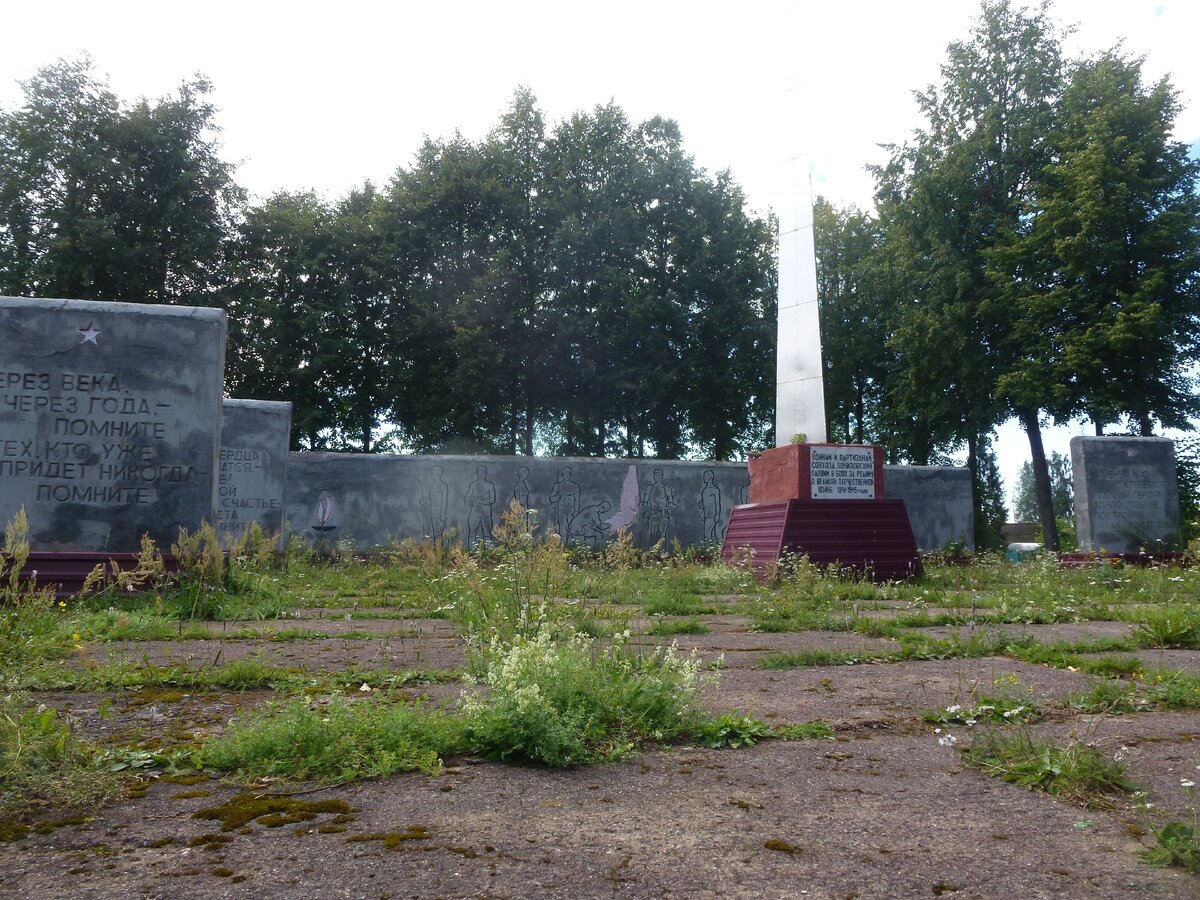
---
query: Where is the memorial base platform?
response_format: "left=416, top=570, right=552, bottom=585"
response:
left=8, top=552, right=181, bottom=598
left=721, top=499, right=923, bottom=582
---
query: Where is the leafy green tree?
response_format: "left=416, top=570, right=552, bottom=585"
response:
left=1012, top=451, right=1073, bottom=523
left=996, top=51, right=1200, bottom=437
left=482, top=88, right=551, bottom=455
left=975, top=437, right=1008, bottom=550
left=1175, top=436, right=1200, bottom=543
left=224, top=191, right=345, bottom=449
left=682, top=171, right=776, bottom=458
left=0, top=57, right=242, bottom=304
left=813, top=197, right=891, bottom=446
left=377, top=91, right=774, bottom=460
left=875, top=0, right=1066, bottom=545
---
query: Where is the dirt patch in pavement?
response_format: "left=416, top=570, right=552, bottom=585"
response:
left=910, top=620, right=1137, bottom=644
left=81, top=636, right=464, bottom=673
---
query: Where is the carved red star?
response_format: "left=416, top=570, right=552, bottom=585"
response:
left=78, top=322, right=101, bottom=344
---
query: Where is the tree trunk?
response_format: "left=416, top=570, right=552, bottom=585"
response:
left=854, top=382, right=865, bottom=445
left=1094, top=420, right=1104, bottom=436
left=1137, top=414, right=1153, bottom=436
left=1019, top=407, right=1059, bottom=551
left=966, top=431, right=980, bottom=544
left=360, top=398, right=372, bottom=453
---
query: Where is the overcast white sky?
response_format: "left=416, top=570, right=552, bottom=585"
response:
left=5, top=0, right=1198, bottom=508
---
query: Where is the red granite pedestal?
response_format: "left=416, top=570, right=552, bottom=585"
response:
left=722, top=444, right=922, bottom=582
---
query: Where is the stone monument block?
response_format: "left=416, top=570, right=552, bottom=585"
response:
left=883, top=465, right=974, bottom=551
left=1071, top=436, right=1180, bottom=553
left=218, top=399, right=293, bottom=544
left=0, top=296, right=226, bottom=551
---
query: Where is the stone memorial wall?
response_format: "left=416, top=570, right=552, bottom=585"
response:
left=282, top=450, right=975, bottom=554
left=0, top=296, right=226, bottom=551
left=218, top=400, right=293, bottom=544
left=284, top=454, right=750, bottom=550
left=1071, top=436, right=1180, bottom=553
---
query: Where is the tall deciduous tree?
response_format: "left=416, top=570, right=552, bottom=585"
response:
left=996, top=51, right=1200, bottom=436
left=0, top=57, right=242, bottom=304
left=876, top=0, right=1066, bottom=546
left=813, top=197, right=890, bottom=446
left=224, top=191, right=345, bottom=449
left=1012, top=452, right=1073, bottom=523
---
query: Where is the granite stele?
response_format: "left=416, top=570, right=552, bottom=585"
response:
left=0, top=296, right=226, bottom=551
left=1071, top=436, right=1181, bottom=554
left=218, top=399, right=293, bottom=545
left=884, top=465, right=974, bottom=552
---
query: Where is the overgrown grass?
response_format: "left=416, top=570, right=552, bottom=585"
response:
left=1, top=510, right=72, bottom=669
left=645, top=617, right=710, bottom=636
left=461, top=619, right=705, bottom=766
left=925, top=695, right=1041, bottom=727
left=761, top=649, right=873, bottom=669
left=8, top=508, right=1200, bottom=813
left=1133, top=607, right=1200, bottom=649
left=1146, top=671, right=1200, bottom=709
left=1143, top=821, right=1200, bottom=874
left=693, top=712, right=834, bottom=748
left=963, top=731, right=1137, bottom=808
left=14, top=659, right=460, bottom=694
left=69, top=609, right=210, bottom=642
left=202, top=694, right=465, bottom=781
left=1067, top=670, right=1200, bottom=713
left=1, top=690, right=123, bottom=813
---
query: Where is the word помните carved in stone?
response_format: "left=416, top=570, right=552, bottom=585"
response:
left=0, top=296, right=226, bottom=552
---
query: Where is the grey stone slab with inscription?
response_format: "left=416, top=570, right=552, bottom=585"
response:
left=218, top=399, right=292, bottom=545
left=0, top=296, right=226, bottom=552
left=884, top=465, right=974, bottom=552
left=1071, top=436, right=1180, bottom=553
left=284, top=453, right=750, bottom=551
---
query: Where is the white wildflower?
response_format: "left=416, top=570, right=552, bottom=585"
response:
left=1182, top=779, right=1195, bottom=789
left=938, top=734, right=957, bottom=747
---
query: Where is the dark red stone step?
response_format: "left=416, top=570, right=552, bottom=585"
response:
left=4, top=551, right=181, bottom=598
left=721, top=499, right=922, bottom=582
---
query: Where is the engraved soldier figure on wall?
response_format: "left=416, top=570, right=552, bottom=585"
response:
left=699, top=468, right=722, bottom=543
left=465, top=465, right=497, bottom=548
left=549, top=465, right=581, bottom=538
left=513, top=465, right=532, bottom=509
left=640, top=468, right=676, bottom=543
left=420, top=465, right=449, bottom=542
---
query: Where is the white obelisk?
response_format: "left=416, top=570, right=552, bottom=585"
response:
left=774, top=154, right=827, bottom=447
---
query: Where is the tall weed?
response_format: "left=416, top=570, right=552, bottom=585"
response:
left=461, top=619, right=705, bottom=766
